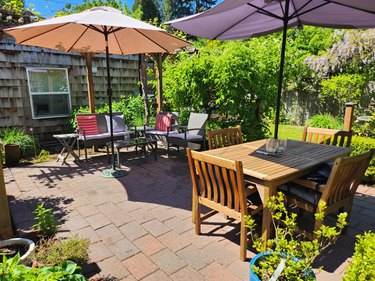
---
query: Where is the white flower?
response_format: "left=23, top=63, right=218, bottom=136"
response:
left=6, top=15, right=13, bottom=22
left=18, top=17, right=24, bottom=24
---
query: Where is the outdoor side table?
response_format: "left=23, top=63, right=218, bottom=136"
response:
left=106, top=137, right=157, bottom=168
left=53, top=133, right=79, bottom=165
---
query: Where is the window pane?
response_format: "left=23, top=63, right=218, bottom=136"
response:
left=28, top=69, right=68, bottom=93
left=32, top=94, right=70, bottom=118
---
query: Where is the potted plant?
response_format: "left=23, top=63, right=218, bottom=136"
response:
left=246, top=192, right=347, bottom=281
left=0, top=238, right=35, bottom=265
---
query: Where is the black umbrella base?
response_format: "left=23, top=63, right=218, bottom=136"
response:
left=101, top=168, right=128, bottom=178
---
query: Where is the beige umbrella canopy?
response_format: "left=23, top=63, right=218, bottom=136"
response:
left=4, top=6, right=190, bottom=178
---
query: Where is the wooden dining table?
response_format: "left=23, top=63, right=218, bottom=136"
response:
left=200, top=139, right=352, bottom=243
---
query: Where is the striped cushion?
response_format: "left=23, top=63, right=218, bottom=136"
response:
left=155, top=114, right=172, bottom=132
left=76, top=115, right=99, bottom=135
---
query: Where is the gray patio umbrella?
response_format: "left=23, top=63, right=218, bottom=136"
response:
left=4, top=6, right=190, bottom=178
left=166, top=0, right=375, bottom=139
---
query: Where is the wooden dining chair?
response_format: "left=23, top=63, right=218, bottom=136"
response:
left=302, top=126, right=352, bottom=148
left=282, top=150, right=374, bottom=236
left=207, top=126, right=242, bottom=150
left=187, top=148, right=262, bottom=261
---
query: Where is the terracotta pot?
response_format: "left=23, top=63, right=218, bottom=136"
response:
left=5, top=144, right=20, bottom=167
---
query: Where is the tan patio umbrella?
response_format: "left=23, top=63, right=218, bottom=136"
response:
left=4, top=6, right=190, bottom=178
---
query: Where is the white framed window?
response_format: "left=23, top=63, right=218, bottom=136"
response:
left=26, top=68, right=72, bottom=119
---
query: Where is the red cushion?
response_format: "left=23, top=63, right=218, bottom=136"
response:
left=155, top=114, right=172, bottom=132
left=76, top=115, right=99, bottom=135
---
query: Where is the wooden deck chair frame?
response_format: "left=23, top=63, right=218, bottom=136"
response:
left=302, top=126, right=352, bottom=148
left=207, top=126, right=243, bottom=150
left=286, top=150, right=374, bottom=237
left=187, top=148, right=261, bottom=261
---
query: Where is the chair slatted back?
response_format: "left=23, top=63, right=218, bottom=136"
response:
left=321, top=150, right=374, bottom=206
left=187, top=148, right=247, bottom=218
left=208, top=126, right=243, bottom=150
left=302, top=126, right=352, bottom=147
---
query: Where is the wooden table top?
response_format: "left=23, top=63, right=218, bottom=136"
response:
left=201, top=139, right=352, bottom=183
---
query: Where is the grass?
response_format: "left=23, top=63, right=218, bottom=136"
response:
left=267, top=124, right=304, bottom=140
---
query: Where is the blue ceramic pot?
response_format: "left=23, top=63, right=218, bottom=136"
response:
left=249, top=252, right=316, bottom=281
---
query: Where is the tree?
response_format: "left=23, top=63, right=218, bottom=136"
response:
left=132, top=0, right=160, bottom=22
left=58, top=0, right=131, bottom=16
left=161, top=0, right=216, bottom=22
left=193, top=0, right=216, bottom=13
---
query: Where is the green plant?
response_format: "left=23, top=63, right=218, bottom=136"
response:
left=32, top=203, right=59, bottom=238
left=0, top=254, right=86, bottom=280
left=353, top=111, right=375, bottom=138
left=34, top=149, right=50, bottom=163
left=350, top=136, right=375, bottom=182
left=245, top=192, right=347, bottom=281
left=306, top=113, right=343, bottom=129
left=0, top=127, right=36, bottom=157
left=33, top=236, right=90, bottom=266
left=343, top=231, right=375, bottom=281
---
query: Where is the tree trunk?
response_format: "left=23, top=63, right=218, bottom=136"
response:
left=139, top=54, right=150, bottom=126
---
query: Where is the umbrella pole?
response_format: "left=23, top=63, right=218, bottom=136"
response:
left=274, top=0, right=290, bottom=140
left=102, top=30, right=127, bottom=178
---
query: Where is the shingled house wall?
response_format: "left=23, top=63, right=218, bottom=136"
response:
left=0, top=36, right=139, bottom=141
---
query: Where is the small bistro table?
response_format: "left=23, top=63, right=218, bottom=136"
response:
left=200, top=139, right=352, bottom=244
left=106, top=137, right=157, bottom=168
left=53, top=133, right=79, bottom=165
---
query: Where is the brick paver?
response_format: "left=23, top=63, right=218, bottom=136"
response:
left=4, top=147, right=375, bottom=280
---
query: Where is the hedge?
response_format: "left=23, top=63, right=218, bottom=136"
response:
left=350, top=135, right=375, bottom=182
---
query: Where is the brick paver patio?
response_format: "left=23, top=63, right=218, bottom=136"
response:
left=3, top=146, right=375, bottom=280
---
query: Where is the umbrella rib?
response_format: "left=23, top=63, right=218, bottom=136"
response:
left=290, top=0, right=313, bottom=18
left=133, top=29, right=169, bottom=53
left=326, top=0, right=375, bottom=15
left=18, top=22, right=71, bottom=44
left=67, top=25, right=90, bottom=53
left=247, top=3, right=283, bottom=20
left=113, top=32, right=125, bottom=55
left=212, top=3, right=278, bottom=40
left=290, top=2, right=330, bottom=20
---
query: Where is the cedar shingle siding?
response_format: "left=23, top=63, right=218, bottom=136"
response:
left=0, top=36, right=139, bottom=141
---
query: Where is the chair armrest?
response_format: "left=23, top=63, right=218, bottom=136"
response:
left=291, top=178, right=324, bottom=192
left=76, top=128, right=87, bottom=139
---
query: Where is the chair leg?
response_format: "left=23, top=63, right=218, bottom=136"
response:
left=342, top=202, right=353, bottom=235
left=84, top=142, right=88, bottom=162
left=240, top=217, right=248, bottom=261
left=167, top=141, right=170, bottom=158
left=195, top=200, right=201, bottom=235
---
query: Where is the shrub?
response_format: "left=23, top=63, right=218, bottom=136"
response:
left=343, top=231, right=375, bottom=281
left=32, top=203, right=59, bottom=238
left=0, top=127, right=36, bottom=157
left=350, top=136, right=375, bottom=182
left=0, top=254, right=86, bottom=280
left=33, top=236, right=90, bottom=266
left=353, top=112, right=375, bottom=138
left=306, top=113, right=343, bottom=129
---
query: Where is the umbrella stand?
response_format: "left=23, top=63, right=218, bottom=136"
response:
left=274, top=0, right=290, bottom=140
left=101, top=28, right=127, bottom=178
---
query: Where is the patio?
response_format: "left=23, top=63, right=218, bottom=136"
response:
left=3, top=146, right=375, bottom=281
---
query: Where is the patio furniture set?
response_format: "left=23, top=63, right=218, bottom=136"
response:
left=187, top=125, right=374, bottom=260
left=53, top=111, right=209, bottom=166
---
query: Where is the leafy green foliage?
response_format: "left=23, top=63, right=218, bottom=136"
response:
left=33, top=236, right=89, bottom=267
left=353, top=110, right=375, bottom=138
left=34, top=149, right=50, bottom=163
left=245, top=193, right=347, bottom=281
left=306, top=113, right=343, bottom=129
left=132, top=0, right=160, bottom=21
left=344, top=231, right=375, bottom=281
left=57, top=0, right=131, bottom=16
left=32, top=203, right=59, bottom=238
left=350, top=136, right=375, bottom=181
left=0, top=254, right=86, bottom=280
left=0, top=127, right=36, bottom=157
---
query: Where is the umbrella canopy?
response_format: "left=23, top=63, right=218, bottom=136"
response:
left=4, top=6, right=190, bottom=177
left=167, top=0, right=375, bottom=138
left=5, top=6, right=189, bottom=55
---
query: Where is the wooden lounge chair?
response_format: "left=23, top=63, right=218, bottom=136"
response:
left=187, top=148, right=262, bottom=261
left=281, top=150, right=374, bottom=236
left=207, top=126, right=242, bottom=150
left=167, top=113, right=208, bottom=157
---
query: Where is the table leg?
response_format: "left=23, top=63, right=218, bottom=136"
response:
left=154, top=142, right=157, bottom=161
left=261, top=183, right=277, bottom=250
left=116, top=147, right=121, bottom=168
